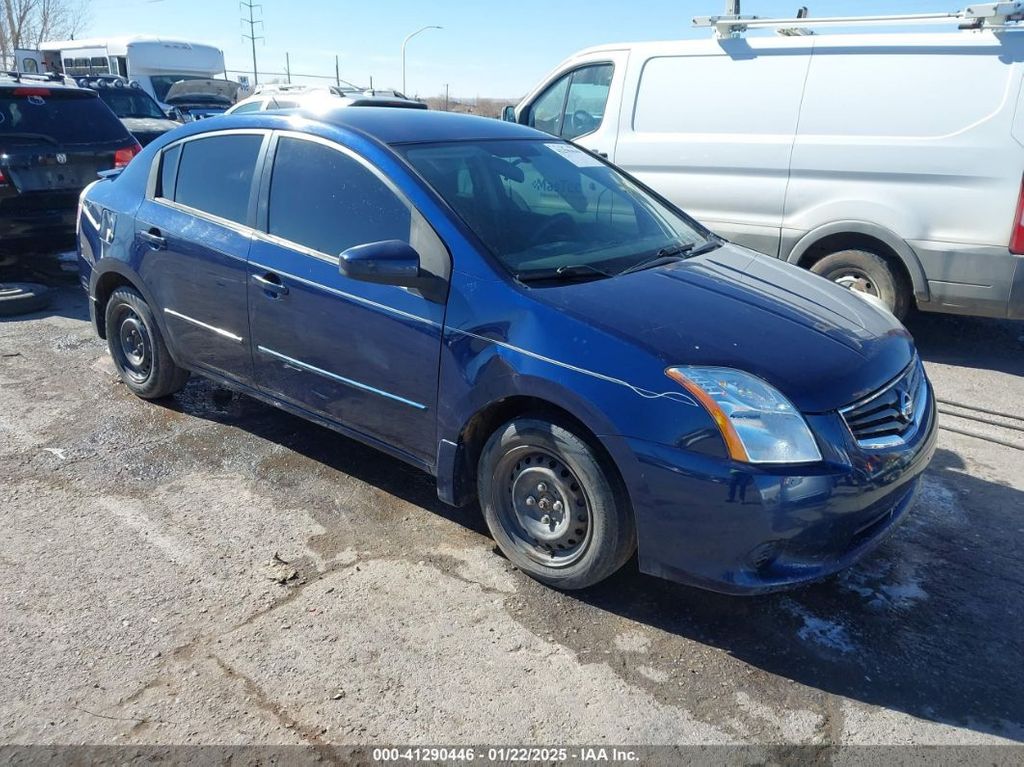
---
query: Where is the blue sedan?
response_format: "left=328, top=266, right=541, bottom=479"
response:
left=77, top=108, right=936, bottom=593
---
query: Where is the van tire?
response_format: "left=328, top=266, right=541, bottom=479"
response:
left=810, top=249, right=910, bottom=319
left=477, top=417, right=636, bottom=590
left=105, top=286, right=190, bottom=399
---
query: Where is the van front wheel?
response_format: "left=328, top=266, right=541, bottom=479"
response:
left=810, top=249, right=910, bottom=319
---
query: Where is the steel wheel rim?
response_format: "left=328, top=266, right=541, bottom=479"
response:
left=832, top=269, right=880, bottom=297
left=495, top=446, right=593, bottom=568
left=114, top=309, right=153, bottom=384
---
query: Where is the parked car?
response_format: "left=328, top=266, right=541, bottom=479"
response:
left=1, top=73, right=141, bottom=259
left=225, top=85, right=426, bottom=115
left=77, top=108, right=936, bottom=593
left=76, top=76, right=181, bottom=146
left=163, top=78, right=241, bottom=119
left=504, top=10, right=1024, bottom=321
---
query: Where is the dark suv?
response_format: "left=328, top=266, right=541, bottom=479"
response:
left=0, top=73, right=141, bottom=256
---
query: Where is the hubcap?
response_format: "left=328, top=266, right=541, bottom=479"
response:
left=114, top=309, right=153, bottom=384
left=498, top=448, right=592, bottom=567
left=833, top=270, right=879, bottom=297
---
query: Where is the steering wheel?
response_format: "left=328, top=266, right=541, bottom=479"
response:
left=529, top=213, right=577, bottom=247
left=570, top=110, right=597, bottom=135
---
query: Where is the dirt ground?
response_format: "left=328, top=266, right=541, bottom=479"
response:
left=1, top=264, right=1023, bottom=749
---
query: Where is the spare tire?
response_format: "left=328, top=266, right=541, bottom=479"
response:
left=0, top=283, right=51, bottom=317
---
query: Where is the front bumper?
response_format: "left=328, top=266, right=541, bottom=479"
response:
left=615, top=385, right=938, bottom=594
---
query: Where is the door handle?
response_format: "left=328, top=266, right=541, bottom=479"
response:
left=139, top=228, right=166, bottom=250
left=252, top=272, right=289, bottom=296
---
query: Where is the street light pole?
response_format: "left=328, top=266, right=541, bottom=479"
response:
left=402, top=25, right=442, bottom=96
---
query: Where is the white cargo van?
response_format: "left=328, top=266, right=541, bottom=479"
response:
left=506, top=5, right=1024, bottom=319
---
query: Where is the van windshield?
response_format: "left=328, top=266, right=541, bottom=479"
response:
left=397, top=139, right=712, bottom=282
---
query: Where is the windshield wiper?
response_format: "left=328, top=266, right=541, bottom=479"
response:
left=618, top=237, right=722, bottom=276
left=515, top=263, right=613, bottom=284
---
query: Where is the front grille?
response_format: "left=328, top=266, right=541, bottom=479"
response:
left=841, top=358, right=925, bottom=447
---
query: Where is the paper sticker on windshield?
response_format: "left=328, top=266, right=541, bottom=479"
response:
left=545, top=142, right=604, bottom=168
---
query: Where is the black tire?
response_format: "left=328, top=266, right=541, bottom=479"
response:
left=105, top=286, right=189, bottom=399
left=478, top=417, right=636, bottom=590
left=0, top=283, right=51, bottom=317
left=810, top=249, right=910, bottom=319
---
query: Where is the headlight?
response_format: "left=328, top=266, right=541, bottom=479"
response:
left=666, top=366, right=822, bottom=464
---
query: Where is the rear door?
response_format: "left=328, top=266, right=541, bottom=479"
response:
left=135, top=130, right=268, bottom=383
left=246, top=132, right=449, bottom=467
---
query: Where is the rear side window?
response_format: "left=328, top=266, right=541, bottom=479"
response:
left=267, top=136, right=411, bottom=256
left=159, top=144, right=181, bottom=199
left=0, top=90, right=128, bottom=144
left=173, top=134, right=263, bottom=225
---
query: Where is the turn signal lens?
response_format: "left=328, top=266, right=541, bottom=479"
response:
left=666, top=367, right=822, bottom=464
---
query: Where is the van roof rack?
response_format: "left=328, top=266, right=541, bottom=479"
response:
left=693, top=2, right=1024, bottom=38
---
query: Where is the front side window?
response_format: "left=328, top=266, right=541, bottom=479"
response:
left=173, top=134, right=263, bottom=225
left=398, top=139, right=710, bottom=282
left=267, top=136, right=411, bottom=257
left=230, top=100, right=263, bottom=114
left=526, top=64, right=614, bottom=141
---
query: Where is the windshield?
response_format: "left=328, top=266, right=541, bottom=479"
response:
left=96, top=89, right=165, bottom=119
left=150, top=75, right=211, bottom=102
left=397, top=139, right=710, bottom=281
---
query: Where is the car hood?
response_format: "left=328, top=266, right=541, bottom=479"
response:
left=120, top=117, right=179, bottom=144
left=533, top=244, right=915, bottom=413
left=164, top=79, right=240, bottom=106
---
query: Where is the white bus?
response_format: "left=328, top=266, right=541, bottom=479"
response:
left=16, top=36, right=226, bottom=107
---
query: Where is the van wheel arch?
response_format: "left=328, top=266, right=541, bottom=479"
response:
left=794, top=232, right=917, bottom=317
left=449, top=396, right=628, bottom=511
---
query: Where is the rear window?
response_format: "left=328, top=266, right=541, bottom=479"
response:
left=0, top=89, right=128, bottom=144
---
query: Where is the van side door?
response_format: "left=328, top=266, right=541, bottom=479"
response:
left=518, top=51, right=629, bottom=159
left=613, top=38, right=812, bottom=258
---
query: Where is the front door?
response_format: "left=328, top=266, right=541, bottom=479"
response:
left=247, top=133, right=449, bottom=467
left=521, top=54, right=628, bottom=160
left=136, top=131, right=267, bottom=383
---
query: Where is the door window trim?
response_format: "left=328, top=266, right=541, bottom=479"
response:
left=527, top=61, right=615, bottom=141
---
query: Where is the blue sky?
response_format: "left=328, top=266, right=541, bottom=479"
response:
left=81, top=1, right=961, bottom=98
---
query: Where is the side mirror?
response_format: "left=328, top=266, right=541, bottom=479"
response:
left=501, top=105, right=517, bottom=123
left=339, top=240, right=426, bottom=288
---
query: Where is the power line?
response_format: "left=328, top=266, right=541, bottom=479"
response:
left=240, top=1, right=264, bottom=86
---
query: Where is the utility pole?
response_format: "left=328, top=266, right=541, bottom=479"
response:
left=335, top=55, right=340, bottom=87
left=240, top=1, right=264, bottom=86
left=285, top=52, right=291, bottom=83
left=444, top=83, right=449, bottom=112
left=726, top=0, right=740, bottom=14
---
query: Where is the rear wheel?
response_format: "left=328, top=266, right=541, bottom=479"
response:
left=810, top=249, right=910, bottom=319
left=105, top=286, right=189, bottom=399
left=478, top=417, right=636, bottom=590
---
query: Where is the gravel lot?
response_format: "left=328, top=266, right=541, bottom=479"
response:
left=1, top=262, right=1023, bottom=748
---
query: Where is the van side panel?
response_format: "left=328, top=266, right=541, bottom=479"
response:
left=614, top=38, right=813, bottom=257
left=784, top=33, right=1024, bottom=318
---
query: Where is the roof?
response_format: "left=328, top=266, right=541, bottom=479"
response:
left=284, top=107, right=544, bottom=144
left=38, top=36, right=222, bottom=52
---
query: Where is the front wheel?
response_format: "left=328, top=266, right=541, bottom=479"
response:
left=105, top=286, right=189, bottom=399
left=810, top=249, right=910, bottom=319
left=477, top=417, right=636, bottom=590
